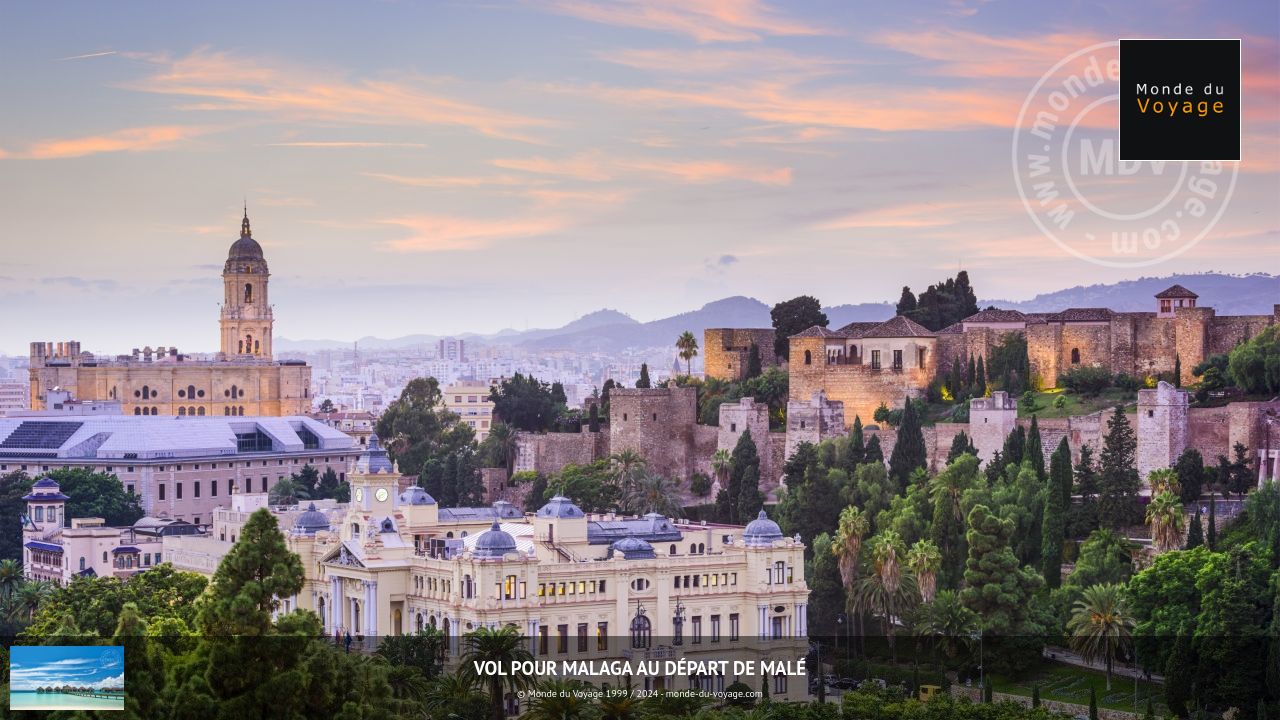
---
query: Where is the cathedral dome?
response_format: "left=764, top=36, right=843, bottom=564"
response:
left=225, top=209, right=267, bottom=269
left=742, top=510, right=783, bottom=547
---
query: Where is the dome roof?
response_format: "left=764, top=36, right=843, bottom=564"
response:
left=398, top=487, right=436, bottom=506
left=354, top=434, right=395, bottom=474
left=473, top=520, right=518, bottom=559
left=228, top=211, right=264, bottom=260
left=537, top=496, right=584, bottom=519
left=743, top=510, right=783, bottom=547
left=610, top=536, right=656, bottom=560
left=292, top=503, right=330, bottom=534
left=32, top=477, right=60, bottom=489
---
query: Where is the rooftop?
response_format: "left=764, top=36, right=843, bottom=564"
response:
left=1155, top=284, right=1199, bottom=299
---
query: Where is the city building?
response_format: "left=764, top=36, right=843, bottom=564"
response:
left=27, top=209, right=313, bottom=417
left=0, top=379, right=28, bottom=417
left=440, top=380, right=496, bottom=441
left=0, top=414, right=359, bottom=524
left=438, top=337, right=465, bottom=362
left=313, top=410, right=377, bottom=446
left=162, top=435, right=811, bottom=701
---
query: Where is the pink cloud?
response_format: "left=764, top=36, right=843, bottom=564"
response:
left=15, top=125, right=207, bottom=159
left=492, top=150, right=792, bottom=185
left=362, top=172, right=550, bottom=188
left=380, top=214, right=570, bottom=252
left=541, top=0, right=835, bottom=43
left=124, top=49, right=552, bottom=142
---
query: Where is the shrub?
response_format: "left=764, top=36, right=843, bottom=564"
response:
left=1059, top=366, right=1113, bottom=396
left=1113, top=373, right=1142, bottom=392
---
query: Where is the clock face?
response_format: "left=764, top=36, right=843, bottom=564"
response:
left=375, top=488, right=389, bottom=502
left=355, top=488, right=364, bottom=502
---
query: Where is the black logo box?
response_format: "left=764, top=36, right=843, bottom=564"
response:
left=1119, top=39, right=1241, bottom=161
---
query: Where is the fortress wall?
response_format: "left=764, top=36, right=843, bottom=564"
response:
left=704, top=328, right=777, bottom=381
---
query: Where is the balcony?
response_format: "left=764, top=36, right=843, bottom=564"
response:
left=623, top=644, right=678, bottom=661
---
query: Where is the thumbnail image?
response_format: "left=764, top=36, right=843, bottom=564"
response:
left=8, top=645, right=125, bottom=711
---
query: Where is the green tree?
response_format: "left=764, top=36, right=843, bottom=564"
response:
left=906, top=539, right=941, bottom=603
left=960, top=504, right=1044, bottom=670
left=636, top=363, right=652, bottom=389
left=1227, top=324, right=1280, bottom=394
left=896, top=286, right=918, bottom=315
left=1097, top=406, right=1139, bottom=530
left=1145, top=491, right=1186, bottom=553
left=930, top=454, right=982, bottom=590
left=889, top=397, right=927, bottom=491
left=770, top=295, right=828, bottom=359
left=727, top=429, right=760, bottom=524
left=45, top=467, right=145, bottom=527
left=460, top=625, right=535, bottom=720
left=1025, top=415, right=1045, bottom=479
left=268, top=477, right=308, bottom=505
left=1206, top=494, right=1217, bottom=550
left=1185, top=508, right=1203, bottom=548
left=1041, top=438, right=1071, bottom=588
left=1067, top=584, right=1133, bottom=690
left=1067, top=529, right=1134, bottom=588
left=899, top=272, right=979, bottom=331
left=588, top=403, right=600, bottom=432
left=676, top=331, right=699, bottom=376
left=377, top=377, right=476, bottom=474
left=865, top=434, right=884, bottom=464
left=1174, top=447, right=1204, bottom=504
left=947, top=431, right=977, bottom=464
left=487, top=373, right=565, bottom=433
left=318, top=398, right=336, bottom=413
left=988, top=332, right=1032, bottom=395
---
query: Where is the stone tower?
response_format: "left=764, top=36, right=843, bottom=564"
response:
left=1137, top=380, right=1189, bottom=489
left=969, top=391, right=1018, bottom=468
left=220, top=207, right=274, bottom=358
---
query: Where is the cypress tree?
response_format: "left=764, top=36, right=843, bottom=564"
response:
left=636, top=363, right=651, bottom=389
left=847, top=416, right=866, bottom=469
left=738, top=465, right=763, bottom=521
left=947, top=431, right=977, bottom=464
left=1088, top=688, right=1098, bottom=720
left=746, top=343, right=763, bottom=379
left=951, top=356, right=964, bottom=398
left=1032, top=684, right=1041, bottom=708
left=1003, top=425, right=1026, bottom=471
left=967, top=354, right=976, bottom=390
left=588, top=403, right=599, bottom=432
left=865, top=434, right=884, bottom=464
left=728, top=429, right=760, bottom=523
left=975, top=356, right=987, bottom=396
left=1041, top=437, right=1071, bottom=588
left=1207, top=495, right=1217, bottom=549
left=983, top=676, right=992, bottom=703
left=1186, top=509, right=1203, bottom=548
left=985, top=450, right=1005, bottom=485
left=1025, top=415, right=1045, bottom=480
left=1174, top=356, right=1182, bottom=388
left=1097, top=406, right=1140, bottom=530
left=889, top=398, right=927, bottom=491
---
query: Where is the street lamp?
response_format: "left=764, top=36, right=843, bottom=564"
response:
left=672, top=597, right=685, bottom=646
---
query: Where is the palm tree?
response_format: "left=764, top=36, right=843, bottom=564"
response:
left=852, top=530, right=918, bottom=657
left=485, top=421, right=520, bottom=475
left=1145, top=490, right=1186, bottom=553
left=609, top=450, right=647, bottom=493
left=1067, top=583, right=1134, bottom=691
left=423, top=673, right=486, bottom=717
left=1146, top=468, right=1181, bottom=497
left=0, top=559, right=22, bottom=599
left=912, top=590, right=979, bottom=661
left=598, top=693, right=639, bottom=720
left=624, top=473, right=684, bottom=517
left=711, top=449, right=732, bottom=493
left=9, top=580, right=54, bottom=622
left=832, top=506, right=869, bottom=588
left=906, top=539, right=942, bottom=603
left=459, top=625, right=535, bottom=720
left=676, top=331, right=699, bottom=376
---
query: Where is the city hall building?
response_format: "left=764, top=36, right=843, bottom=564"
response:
left=163, top=435, right=812, bottom=702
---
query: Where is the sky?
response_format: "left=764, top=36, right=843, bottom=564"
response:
left=9, top=645, right=125, bottom=691
left=0, top=0, right=1277, bottom=355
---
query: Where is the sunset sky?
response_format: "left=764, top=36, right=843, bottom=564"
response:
left=1, top=0, right=1277, bottom=354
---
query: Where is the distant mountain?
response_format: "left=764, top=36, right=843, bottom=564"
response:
left=985, top=273, right=1279, bottom=315
left=275, top=273, right=1277, bottom=353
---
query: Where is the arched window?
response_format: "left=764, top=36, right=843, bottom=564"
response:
left=178, top=407, right=186, bottom=416
left=416, top=614, right=423, bottom=633
left=142, top=385, right=151, bottom=399
left=134, top=407, right=142, bottom=416
left=630, top=612, right=652, bottom=649
left=670, top=544, right=677, bottom=556
left=245, top=334, right=254, bottom=354
left=254, top=339, right=260, bottom=354
left=698, top=543, right=705, bottom=554
left=244, top=283, right=253, bottom=303
left=33, top=507, right=43, bottom=522
left=803, top=350, right=812, bottom=365
left=102, top=551, right=108, bottom=563
left=463, top=575, right=474, bottom=599
left=1071, top=348, right=1081, bottom=364
left=187, top=385, right=196, bottom=400
left=79, top=557, right=85, bottom=571
left=189, top=406, right=196, bottom=416
left=197, top=407, right=205, bottom=416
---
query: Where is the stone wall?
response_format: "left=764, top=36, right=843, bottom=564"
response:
left=789, top=336, right=930, bottom=428
left=970, top=392, right=1018, bottom=468
left=704, top=328, right=777, bottom=381
left=718, top=397, right=775, bottom=483
left=512, top=429, right=607, bottom=476
left=784, top=391, right=846, bottom=462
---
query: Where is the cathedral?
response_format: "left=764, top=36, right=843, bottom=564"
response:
left=27, top=209, right=312, bottom=416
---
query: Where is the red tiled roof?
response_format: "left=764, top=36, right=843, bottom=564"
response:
left=790, top=325, right=843, bottom=339
left=1155, top=284, right=1198, bottom=299
left=835, top=321, right=882, bottom=338
left=1046, top=308, right=1116, bottom=323
left=937, top=322, right=964, bottom=334
left=962, top=308, right=1028, bottom=324
left=862, top=315, right=936, bottom=338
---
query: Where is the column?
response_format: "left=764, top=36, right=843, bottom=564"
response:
left=330, top=577, right=341, bottom=632
left=450, top=615, right=460, bottom=656
left=1261, top=450, right=1269, bottom=485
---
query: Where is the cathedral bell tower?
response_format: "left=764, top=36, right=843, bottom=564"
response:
left=220, top=206, right=274, bottom=358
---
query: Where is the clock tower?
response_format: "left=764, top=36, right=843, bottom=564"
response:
left=220, top=206, right=274, bottom=358
left=347, top=434, right=400, bottom=520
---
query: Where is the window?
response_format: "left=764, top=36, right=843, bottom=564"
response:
left=1071, top=347, right=1081, bottom=364
left=211, top=481, right=217, bottom=497
left=557, top=625, right=568, bottom=654
left=730, top=614, right=740, bottom=641
left=893, top=349, right=903, bottom=369
left=692, top=616, right=702, bottom=644
left=597, top=622, right=608, bottom=651
left=33, top=507, right=43, bottom=522
left=871, top=350, right=881, bottom=369
left=539, top=626, right=549, bottom=655
left=773, top=674, right=787, bottom=695
left=630, top=613, right=651, bottom=649
left=577, top=623, right=588, bottom=653
left=176, top=483, right=183, bottom=500
left=730, top=423, right=736, bottom=432
left=159, top=484, right=166, bottom=501
left=711, top=615, right=721, bottom=642
left=803, top=350, right=812, bottom=365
